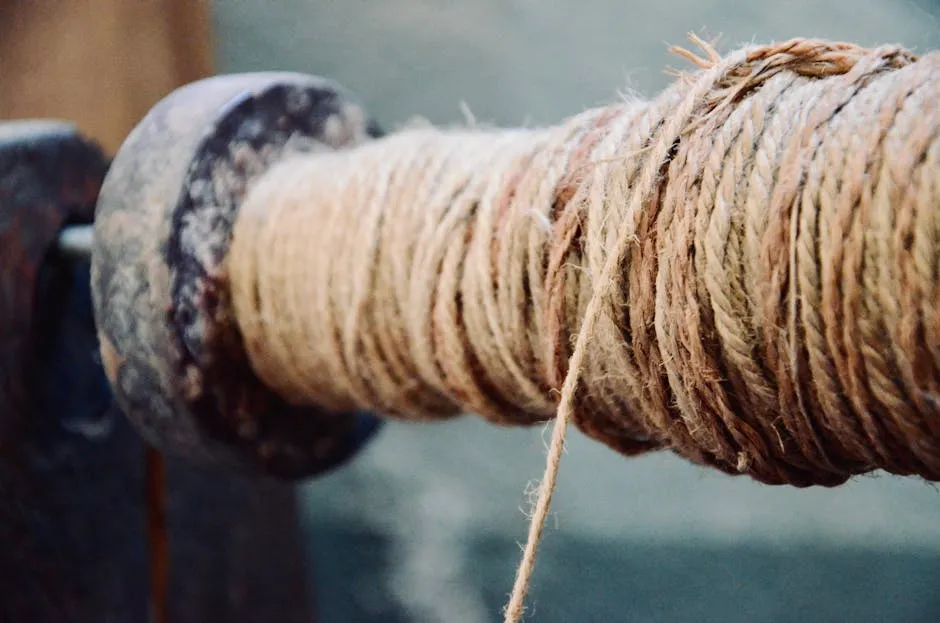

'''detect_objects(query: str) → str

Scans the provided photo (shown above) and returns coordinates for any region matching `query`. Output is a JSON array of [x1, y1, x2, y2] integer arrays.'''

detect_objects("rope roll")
[[230, 37, 940, 488]]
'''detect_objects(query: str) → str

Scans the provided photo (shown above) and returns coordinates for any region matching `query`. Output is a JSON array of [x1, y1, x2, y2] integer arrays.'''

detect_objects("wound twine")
[[227, 37, 940, 621]]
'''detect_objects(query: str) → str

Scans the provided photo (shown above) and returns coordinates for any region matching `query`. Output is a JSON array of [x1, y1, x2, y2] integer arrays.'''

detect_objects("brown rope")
[[226, 37, 940, 620]]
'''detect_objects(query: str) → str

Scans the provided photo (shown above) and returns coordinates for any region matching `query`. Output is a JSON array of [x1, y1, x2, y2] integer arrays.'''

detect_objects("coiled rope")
[[226, 36, 940, 620]]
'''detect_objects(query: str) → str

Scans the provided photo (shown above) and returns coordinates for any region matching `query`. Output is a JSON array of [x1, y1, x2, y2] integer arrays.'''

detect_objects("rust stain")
[[146, 447, 169, 623], [97, 334, 125, 388]]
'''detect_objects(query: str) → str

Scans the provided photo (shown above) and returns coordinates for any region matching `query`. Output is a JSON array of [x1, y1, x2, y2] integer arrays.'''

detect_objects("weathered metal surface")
[[92, 73, 382, 478], [0, 119, 378, 622], [0, 120, 149, 622]]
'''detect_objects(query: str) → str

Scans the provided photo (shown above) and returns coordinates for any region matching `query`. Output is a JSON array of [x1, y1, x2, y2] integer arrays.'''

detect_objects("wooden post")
[[0, 0, 214, 154]]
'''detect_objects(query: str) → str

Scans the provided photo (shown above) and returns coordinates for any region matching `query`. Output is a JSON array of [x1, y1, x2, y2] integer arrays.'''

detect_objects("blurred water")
[[213, 2, 940, 621]]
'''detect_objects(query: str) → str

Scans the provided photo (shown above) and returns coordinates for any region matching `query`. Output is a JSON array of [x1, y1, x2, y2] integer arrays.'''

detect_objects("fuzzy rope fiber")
[[225, 37, 940, 620]]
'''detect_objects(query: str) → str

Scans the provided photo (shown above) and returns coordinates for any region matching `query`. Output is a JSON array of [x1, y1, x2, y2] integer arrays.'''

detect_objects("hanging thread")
[[225, 36, 940, 620]]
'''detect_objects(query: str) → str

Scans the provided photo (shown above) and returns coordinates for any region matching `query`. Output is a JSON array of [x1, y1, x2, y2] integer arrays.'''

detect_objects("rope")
[[226, 37, 940, 620]]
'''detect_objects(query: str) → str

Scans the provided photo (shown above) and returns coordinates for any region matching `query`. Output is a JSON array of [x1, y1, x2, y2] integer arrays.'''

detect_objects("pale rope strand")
[[227, 38, 940, 621], [502, 404, 568, 622]]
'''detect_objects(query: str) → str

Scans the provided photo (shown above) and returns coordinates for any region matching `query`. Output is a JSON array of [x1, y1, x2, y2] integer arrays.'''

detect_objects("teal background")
[[212, 3, 940, 621]]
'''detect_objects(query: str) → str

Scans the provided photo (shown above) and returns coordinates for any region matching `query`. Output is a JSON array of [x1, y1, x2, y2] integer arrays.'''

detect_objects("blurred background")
[[4, 1, 940, 621]]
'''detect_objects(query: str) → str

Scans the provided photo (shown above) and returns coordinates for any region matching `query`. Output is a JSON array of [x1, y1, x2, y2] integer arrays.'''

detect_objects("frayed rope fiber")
[[227, 36, 940, 620]]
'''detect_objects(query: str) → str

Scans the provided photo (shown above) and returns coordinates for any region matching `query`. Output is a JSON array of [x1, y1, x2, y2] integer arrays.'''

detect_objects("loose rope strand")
[[503, 405, 569, 622]]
